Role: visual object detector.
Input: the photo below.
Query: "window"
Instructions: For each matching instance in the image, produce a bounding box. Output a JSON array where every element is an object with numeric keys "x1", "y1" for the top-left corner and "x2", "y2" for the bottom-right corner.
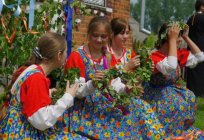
[
  {"x1": 140, "y1": 0, "x2": 151, "y2": 34},
  {"x1": 84, "y1": 0, "x2": 106, "y2": 8}
]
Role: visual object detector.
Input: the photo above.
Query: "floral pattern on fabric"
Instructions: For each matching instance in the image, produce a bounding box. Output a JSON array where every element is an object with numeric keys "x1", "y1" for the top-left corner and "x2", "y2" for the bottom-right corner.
[
  {"x1": 65, "y1": 48, "x2": 166, "y2": 139},
  {"x1": 0, "y1": 66, "x2": 87, "y2": 140},
  {"x1": 112, "y1": 48, "x2": 132, "y2": 70},
  {"x1": 143, "y1": 68, "x2": 204, "y2": 138}
]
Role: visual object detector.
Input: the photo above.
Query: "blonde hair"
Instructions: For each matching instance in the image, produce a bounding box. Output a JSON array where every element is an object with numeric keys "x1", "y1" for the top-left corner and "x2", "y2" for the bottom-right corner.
[{"x1": 27, "y1": 32, "x2": 66, "y2": 65}]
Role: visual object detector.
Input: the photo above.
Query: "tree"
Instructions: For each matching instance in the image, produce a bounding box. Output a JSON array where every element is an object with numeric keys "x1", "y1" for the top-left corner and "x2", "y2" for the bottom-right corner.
[
  {"x1": 0, "y1": 0, "x2": 91, "y2": 105},
  {"x1": 0, "y1": 0, "x2": 65, "y2": 88},
  {"x1": 131, "y1": 0, "x2": 196, "y2": 33}
]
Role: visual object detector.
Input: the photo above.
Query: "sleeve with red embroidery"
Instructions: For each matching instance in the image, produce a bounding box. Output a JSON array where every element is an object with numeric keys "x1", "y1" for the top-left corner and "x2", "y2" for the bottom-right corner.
[
  {"x1": 65, "y1": 51, "x2": 86, "y2": 78},
  {"x1": 178, "y1": 48, "x2": 204, "y2": 68},
  {"x1": 177, "y1": 48, "x2": 190, "y2": 67},
  {"x1": 151, "y1": 51, "x2": 165, "y2": 74},
  {"x1": 151, "y1": 51, "x2": 178, "y2": 75},
  {"x1": 20, "y1": 73, "x2": 74, "y2": 131}
]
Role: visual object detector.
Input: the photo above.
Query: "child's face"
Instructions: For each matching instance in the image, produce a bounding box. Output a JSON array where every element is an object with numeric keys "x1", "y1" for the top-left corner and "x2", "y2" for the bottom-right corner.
[
  {"x1": 88, "y1": 24, "x2": 109, "y2": 50},
  {"x1": 114, "y1": 25, "x2": 130, "y2": 47}
]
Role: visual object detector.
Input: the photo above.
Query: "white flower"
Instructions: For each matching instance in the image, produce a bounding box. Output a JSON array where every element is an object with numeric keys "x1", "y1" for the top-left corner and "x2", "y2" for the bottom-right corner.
[
  {"x1": 75, "y1": 18, "x2": 81, "y2": 24},
  {"x1": 100, "y1": 12, "x2": 105, "y2": 16},
  {"x1": 93, "y1": 10, "x2": 98, "y2": 14}
]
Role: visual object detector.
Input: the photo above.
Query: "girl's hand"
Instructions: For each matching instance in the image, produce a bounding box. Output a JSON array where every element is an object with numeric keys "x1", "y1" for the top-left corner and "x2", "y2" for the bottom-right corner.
[
  {"x1": 181, "y1": 25, "x2": 189, "y2": 39},
  {"x1": 65, "y1": 81, "x2": 79, "y2": 98},
  {"x1": 92, "y1": 70, "x2": 104, "y2": 87},
  {"x1": 168, "y1": 23, "x2": 180, "y2": 41},
  {"x1": 49, "y1": 88, "x2": 57, "y2": 97},
  {"x1": 125, "y1": 55, "x2": 140, "y2": 71},
  {"x1": 136, "y1": 84, "x2": 144, "y2": 94},
  {"x1": 93, "y1": 70, "x2": 104, "y2": 81}
]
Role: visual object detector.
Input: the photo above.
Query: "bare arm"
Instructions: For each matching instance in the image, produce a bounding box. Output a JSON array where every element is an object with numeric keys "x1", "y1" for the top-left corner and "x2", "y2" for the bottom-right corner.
[{"x1": 168, "y1": 23, "x2": 180, "y2": 57}]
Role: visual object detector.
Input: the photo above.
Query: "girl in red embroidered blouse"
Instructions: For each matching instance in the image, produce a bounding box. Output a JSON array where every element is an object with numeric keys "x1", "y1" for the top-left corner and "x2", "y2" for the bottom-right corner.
[
  {"x1": 143, "y1": 22, "x2": 204, "y2": 138},
  {"x1": 109, "y1": 18, "x2": 140, "y2": 70},
  {"x1": 0, "y1": 32, "x2": 86, "y2": 139},
  {"x1": 64, "y1": 16, "x2": 166, "y2": 139},
  {"x1": 151, "y1": 23, "x2": 204, "y2": 75},
  {"x1": 65, "y1": 17, "x2": 128, "y2": 96}
]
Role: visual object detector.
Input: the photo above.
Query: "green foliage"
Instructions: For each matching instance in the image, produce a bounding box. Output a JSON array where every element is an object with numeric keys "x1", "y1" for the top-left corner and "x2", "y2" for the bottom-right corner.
[
  {"x1": 93, "y1": 35, "x2": 157, "y2": 109},
  {"x1": 94, "y1": 68, "x2": 141, "y2": 108},
  {"x1": 0, "y1": 91, "x2": 6, "y2": 106},
  {"x1": 70, "y1": 0, "x2": 91, "y2": 16},
  {"x1": 131, "y1": 0, "x2": 195, "y2": 33},
  {"x1": 0, "y1": 0, "x2": 65, "y2": 107},
  {"x1": 0, "y1": 0, "x2": 64, "y2": 87},
  {"x1": 194, "y1": 97, "x2": 204, "y2": 130},
  {"x1": 51, "y1": 68, "x2": 80, "y2": 104},
  {"x1": 0, "y1": 0, "x2": 90, "y2": 106},
  {"x1": 70, "y1": 0, "x2": 91, "y2": 28},
  {"x1": 133, "y1": 35, "x2": 157, "y2": 82}
]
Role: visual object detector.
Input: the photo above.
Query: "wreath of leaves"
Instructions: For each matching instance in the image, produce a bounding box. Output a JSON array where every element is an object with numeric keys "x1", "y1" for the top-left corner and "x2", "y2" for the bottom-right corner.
[{"x1": 159, "y1": 21, "x2": 188, "y2": 45}]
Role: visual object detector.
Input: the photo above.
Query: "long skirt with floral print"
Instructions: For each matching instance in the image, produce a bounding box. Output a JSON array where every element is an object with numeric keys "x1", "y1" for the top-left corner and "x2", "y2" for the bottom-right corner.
[
  {"x1": 64, "y1": 90, "x2": 166, "y2": 140},
  {"x1": 0, "y1": 105, "x2": 88, "y2": 140},
  {"x1": 143, "y1": 72, "x2": 204, "y2": 139}
]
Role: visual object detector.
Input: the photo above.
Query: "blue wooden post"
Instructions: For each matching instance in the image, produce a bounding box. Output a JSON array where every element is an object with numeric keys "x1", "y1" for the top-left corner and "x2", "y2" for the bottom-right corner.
[{"x1": 65, "y1": 0, "x2": 73, "y2": 58}]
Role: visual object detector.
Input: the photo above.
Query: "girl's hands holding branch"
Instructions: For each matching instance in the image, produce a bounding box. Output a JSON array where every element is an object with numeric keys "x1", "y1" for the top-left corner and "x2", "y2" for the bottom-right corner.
[
  {"x1": 125, "y1": 55, "x2": 140, "y2": 71},
  {"x1": 49, "y1": 88, "x2": 57, "y2": 97},
  {"x1": 65, "y1": 81, "x2": 79, "y2": 98},
  {"x1": 92, "y1": 70, "x2": 105, "y2": 88}
]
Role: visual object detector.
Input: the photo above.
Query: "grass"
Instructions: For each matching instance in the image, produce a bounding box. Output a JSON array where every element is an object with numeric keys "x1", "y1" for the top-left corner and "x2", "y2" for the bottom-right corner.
[{"x1": 194, "y1": 97, "x2": 204, "y2": 130}]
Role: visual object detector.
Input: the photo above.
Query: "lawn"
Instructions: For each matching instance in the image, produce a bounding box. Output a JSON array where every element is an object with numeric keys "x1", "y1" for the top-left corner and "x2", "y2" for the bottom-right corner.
[{"x1": 194, "y1": 97, "x2": 204, "y2": 130}]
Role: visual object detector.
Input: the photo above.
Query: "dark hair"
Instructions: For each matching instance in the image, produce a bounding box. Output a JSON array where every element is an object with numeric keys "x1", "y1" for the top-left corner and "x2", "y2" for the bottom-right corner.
[
  {"x1": 195, "y1": 0, "x2": 204, "y2": 12},
  {"x1": 26, "y1": 32, "x2": 66, "y2": 65},
  {"x1": 111, "y1": 18, "x2": 131, "y2": 36},
  {"x1": 87, "y1": 16, "x2": 112, "y2": 38},
  {"x1": 156, "y1": 22, "x2": 185, "y2": 49},
  {"x1": 156, "y1": 22, "x2": 168, "y2": 49}
]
